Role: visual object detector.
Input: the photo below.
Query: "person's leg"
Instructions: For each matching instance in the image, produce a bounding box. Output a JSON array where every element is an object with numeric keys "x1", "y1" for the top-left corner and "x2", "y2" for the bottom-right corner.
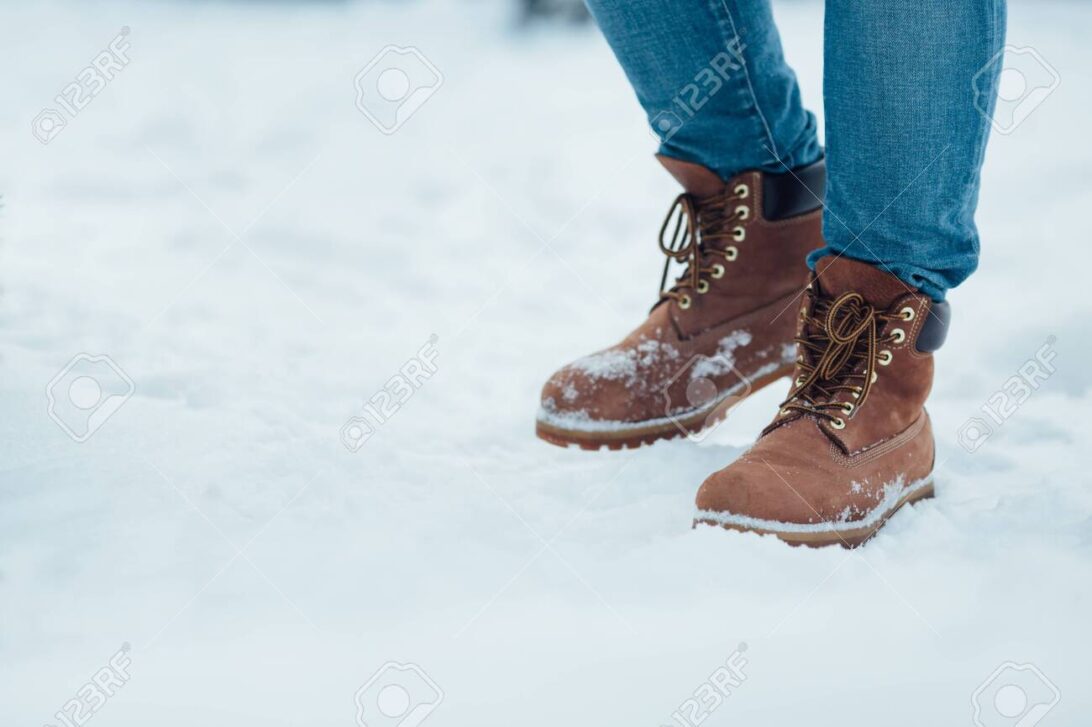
[
  {"x1": 695, "y1": 2, "x2": 1009, "y2": 546},
  {"x1": 811, "y1": 0, "x2": 1008, "y2": 300},
  {"x1": 584, "y1": 0, "x2": 821, "y2": 179},
  {"x1": 537, "y1": 0, "x2": 828, "y2": 449}
]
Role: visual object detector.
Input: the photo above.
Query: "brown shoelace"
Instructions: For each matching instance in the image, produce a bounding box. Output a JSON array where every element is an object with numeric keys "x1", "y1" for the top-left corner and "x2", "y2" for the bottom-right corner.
[
  {"x1": 657, "y1": 186, "x2": 749, "y2": 308},
  {"x1": 769, "y1": 289, "x2": 904, "y2": 431}
]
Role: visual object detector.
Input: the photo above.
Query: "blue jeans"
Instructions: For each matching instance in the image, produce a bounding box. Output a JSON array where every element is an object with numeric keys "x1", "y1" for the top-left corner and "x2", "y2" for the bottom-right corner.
[{"x1": 584, "y1": 0, "x2": 1007, "y2": 300}]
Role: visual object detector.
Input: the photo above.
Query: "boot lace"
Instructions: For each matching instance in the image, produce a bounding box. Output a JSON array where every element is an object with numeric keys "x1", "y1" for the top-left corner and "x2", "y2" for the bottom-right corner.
[
  {"x1": 768, "y1": 289, "x2": 909, "y2": 432},
  {"x1": 657, "y1": 184, "x2": 750, "y2": 309}
]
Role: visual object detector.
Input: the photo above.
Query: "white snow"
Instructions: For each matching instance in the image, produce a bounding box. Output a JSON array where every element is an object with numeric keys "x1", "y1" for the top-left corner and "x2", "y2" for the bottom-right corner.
[
  {"x1": 568, "y1": 338, "x2": 680, "y2": 385},
  {"x1": 536, "y1": 362, "x2": 769, "y2": 433},
  {"x1": 2, "y1": 1, "x2": 1091, "y2": 726},
  {"x1": 688, "y1": 329, "x2": 752, "y2": 379}
]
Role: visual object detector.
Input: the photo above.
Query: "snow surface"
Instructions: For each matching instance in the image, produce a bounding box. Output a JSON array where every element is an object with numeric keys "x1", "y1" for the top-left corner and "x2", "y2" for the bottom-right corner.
[{"x1": 1, "y1": 1, "x2": 1091, "y2": 725}]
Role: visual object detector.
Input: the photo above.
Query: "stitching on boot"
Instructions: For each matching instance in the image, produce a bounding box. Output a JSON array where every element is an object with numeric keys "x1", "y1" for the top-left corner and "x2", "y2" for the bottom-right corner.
[{"x1": 830, "y1": 412, "x2": 927, "y2": 466}]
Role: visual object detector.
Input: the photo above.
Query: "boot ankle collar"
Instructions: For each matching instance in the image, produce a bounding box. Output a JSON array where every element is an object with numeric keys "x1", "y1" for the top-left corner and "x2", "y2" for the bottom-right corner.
[
  {"x1": 656, "y1": 155, "x2": 826, "y2": 222},
  {"x1": 763, "y1": 157, "x2": 825, "y2": 220},
  {"x1": 916, "y1": 300, "x2": 950, "y2": 353}
]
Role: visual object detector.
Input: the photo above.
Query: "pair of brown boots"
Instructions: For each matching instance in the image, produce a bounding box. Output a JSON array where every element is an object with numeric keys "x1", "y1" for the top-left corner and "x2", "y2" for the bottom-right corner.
[{"x1": 536, "y1": 156, "x2": 949, "y2": 547}]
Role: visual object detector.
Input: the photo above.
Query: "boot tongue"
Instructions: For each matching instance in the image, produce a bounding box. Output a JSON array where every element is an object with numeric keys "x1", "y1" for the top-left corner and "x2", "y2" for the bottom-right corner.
[
  {"x1": 814, "y1": 256, "x2": 916, "y2": 309},
  {"x1": 656, "y1": 155, "x2": 725, "y2": 198}
]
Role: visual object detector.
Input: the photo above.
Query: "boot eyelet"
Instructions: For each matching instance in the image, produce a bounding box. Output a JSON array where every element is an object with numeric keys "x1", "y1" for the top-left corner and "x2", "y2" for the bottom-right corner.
[
  {"x1": 697, "y1": 280, "x2": 710, "y2": 294},
  {"x1": 830, "y1": 417, "x2": 846, "y2": 430},
  {"x1": 678, "y1": 294, "x2": 692, "y2": 310},
  {"x1": 878, "y1": 350, "x2": 893, "y2": 366},
  {"x1": 724, "y1": 246, "x2": 739, "y2": 261},
  {"x1": 710, "y1": 263, "x2": 726, "y2": 279},
  {"x1": 891, "y1": 328, "x2": 906, "y2": 344},
  {"x1": 735, "y1": 205, "x2": 750, "y2": 220},
  {"x1": 732, "y1": 226, "x2": 746, "y2": 242},
  {"x1": 795, "y1": 376, "x2": 806, "y2": 386},
  {"x1": 900, "y1": 306, "x2": 916, "y2": 321},
  {"x1": 851, "y1": 386, "x2": 862, "y2": 399},
  {"x1": 841, "y1": 402, "x2": 855, "y2": 415},
  {"x1": 870, "y1": 371, "x2": 878, "y2": 384},
  {"x1": 779, "y1": 407, "x2": 790, "y2": 416},
  {"x1": 734, "y1": 184, "x2": 749, "y2": 199}
]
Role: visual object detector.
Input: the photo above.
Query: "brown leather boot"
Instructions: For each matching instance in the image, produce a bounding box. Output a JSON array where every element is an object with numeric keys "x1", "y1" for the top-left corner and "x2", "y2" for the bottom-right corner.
[
  {"x1": 536, "y1": 155, "x2": 825, "y2": 449},
  {"x1": 694, "y1": 256, "x2": 951, "y2": 547}
]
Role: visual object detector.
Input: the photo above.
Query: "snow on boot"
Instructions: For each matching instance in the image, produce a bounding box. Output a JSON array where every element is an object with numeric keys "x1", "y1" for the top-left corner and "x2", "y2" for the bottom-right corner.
[{"x1": 536, "y1": 155, "x2": 825, "y2": 449}]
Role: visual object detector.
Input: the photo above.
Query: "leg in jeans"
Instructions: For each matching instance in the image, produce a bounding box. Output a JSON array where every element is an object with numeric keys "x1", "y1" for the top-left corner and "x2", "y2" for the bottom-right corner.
[
  {"x1": 697, "y1": 2, "x2": 1008, "y2": 544},
  {"x1": 584, "y1": 0, "x2": 821, "y2": 180},
  {"x1": 813, "y1": 0, "x2": 1008, "y2": 300},
  {"x1": 536, "y1": 0, "x2": 828, "y2": 449}
]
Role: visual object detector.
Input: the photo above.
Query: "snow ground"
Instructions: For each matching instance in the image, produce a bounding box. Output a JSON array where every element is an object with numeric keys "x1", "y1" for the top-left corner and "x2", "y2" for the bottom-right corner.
[{"x1": 1, "y1": 1, "x2": 1090, "y2": 725}]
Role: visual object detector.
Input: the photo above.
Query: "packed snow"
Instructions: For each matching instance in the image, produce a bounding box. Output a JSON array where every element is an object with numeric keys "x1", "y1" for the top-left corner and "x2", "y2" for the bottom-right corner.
[
  {"x1": 688, "y1": 330, "x2": 754, "y2": 379},
  {"x1": 1, "y1": 1, "x2": 1090, "y2": 726}
]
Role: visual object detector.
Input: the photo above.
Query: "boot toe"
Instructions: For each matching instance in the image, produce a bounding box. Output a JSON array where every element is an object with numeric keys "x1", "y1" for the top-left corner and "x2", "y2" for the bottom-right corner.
[
  {"x1": 695, "y1": 456, "x2": 817, "y2": 527},
  {"x1": 539, "y1": 365, "x2": 583, "y2": 414},
  {"x1": 695, "y1": 466, "x2": 754, "y2": 518},
  {"x1": 538, "y1": 364, "x2": 616, "y2": 418},
  {"x1": 538, "y1": 351, "x2": 659, "y2": 425}
]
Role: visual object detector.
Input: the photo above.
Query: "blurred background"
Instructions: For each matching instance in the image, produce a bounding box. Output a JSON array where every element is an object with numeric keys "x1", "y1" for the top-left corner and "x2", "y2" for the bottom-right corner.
[{"x1": 1, "y1": 1, "x2": 1090, "y2": 726}]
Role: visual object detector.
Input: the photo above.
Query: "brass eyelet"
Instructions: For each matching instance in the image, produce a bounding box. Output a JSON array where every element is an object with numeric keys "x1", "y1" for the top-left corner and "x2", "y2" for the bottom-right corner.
[
  {"x1": 732, "y1": 226, "x2": 746, "y2": 242},
  {"x1": 710, "y1": 263, "x2": 725, "y2": 279},
  {"x1": 697, "y1": 280, "x2": 710, "y2": 294},
  {"x1": 678, "y1": 294, "x2": 692, "y2": 310},
  {"x1": 878, "y1": 350, "x2": 893, "y2": 366},
  {"x1": 734, "y1": 184, "x2": 749, "y2": 199},
  {"x1": 724, "y1": 246, "x2": 739, "y2": 261},
  {"x1": 830, "y1": 417, "x2": 846, "y2": 430},
  {"x1": 891, "y1": 328, "x2": 906, "y2": 344},
  {"x1": 841, "y1": 402, "x2": 855, "y2": 415},
  {"x1": 735, "y1": 205, "x2": 750, "y2": 220}
]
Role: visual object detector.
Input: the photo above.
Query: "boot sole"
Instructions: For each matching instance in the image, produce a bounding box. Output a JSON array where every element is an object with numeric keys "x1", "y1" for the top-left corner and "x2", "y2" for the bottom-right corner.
[
  {"x1": 535, "y1": 364, "x2": 793, "y2": 451},
  {"x1": 694, "y1": 476, "x2": 934, "y2": 548}
]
